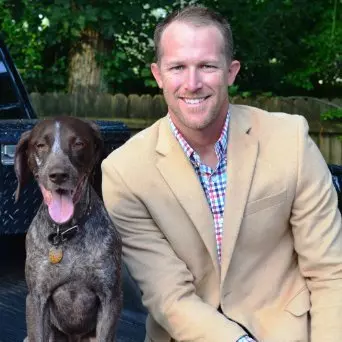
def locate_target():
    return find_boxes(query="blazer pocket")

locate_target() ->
[284,286,311,316]
[244,190,287,216]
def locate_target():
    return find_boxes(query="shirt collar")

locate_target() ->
[168,110,230,163]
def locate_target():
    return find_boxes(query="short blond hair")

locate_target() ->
[153,5,234,63]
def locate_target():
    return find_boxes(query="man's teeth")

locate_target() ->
[183,97,206,104]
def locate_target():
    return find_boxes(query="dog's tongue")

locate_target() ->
[49,192,74,224]
[40,186,74,224]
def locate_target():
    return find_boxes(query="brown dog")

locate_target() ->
[15,116,122,341]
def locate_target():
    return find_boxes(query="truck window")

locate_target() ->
[0,57,18,106]
[0,53,28,120]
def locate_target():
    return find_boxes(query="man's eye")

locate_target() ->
[202,65,216,69]
[171,65,184,71]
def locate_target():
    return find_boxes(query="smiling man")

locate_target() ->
[150,19,240,169]
[102,5,342,342]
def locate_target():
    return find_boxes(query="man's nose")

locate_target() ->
[184,68,202,92]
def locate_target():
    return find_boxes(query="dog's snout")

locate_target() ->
[49,171,69,184]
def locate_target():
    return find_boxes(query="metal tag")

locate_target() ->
[49,246,63,264]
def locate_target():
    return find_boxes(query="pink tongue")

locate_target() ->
[40,186,74,224]
[48,192,74,224]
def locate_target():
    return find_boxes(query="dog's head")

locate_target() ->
[14,116,103,224]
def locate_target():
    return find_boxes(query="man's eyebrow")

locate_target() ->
[164,60,184,66]
[164,59,220,66]
[201,60,220,65]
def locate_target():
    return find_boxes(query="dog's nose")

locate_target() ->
[49,171,69,184]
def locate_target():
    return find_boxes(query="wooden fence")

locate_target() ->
[29,92,342,164]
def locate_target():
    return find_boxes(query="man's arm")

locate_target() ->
[290,116,342,342]
[102,158,248,342]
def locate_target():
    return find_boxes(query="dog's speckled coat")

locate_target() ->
[15,117,122,342]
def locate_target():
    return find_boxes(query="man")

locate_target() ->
[102,5,342,342]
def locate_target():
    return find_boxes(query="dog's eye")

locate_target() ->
[36,143,47,151]
[74,141,85,149]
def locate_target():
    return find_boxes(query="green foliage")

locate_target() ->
[228,85,273,98]
[228,85,239,97]
[321,109,342,121]
[0,0,165,92]
[0,0,341,96]
[204,0,342,97]
[0,1,48,90]
[321,107,342,141]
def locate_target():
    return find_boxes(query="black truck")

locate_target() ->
[0,38,341,341]
[0,38,147,341]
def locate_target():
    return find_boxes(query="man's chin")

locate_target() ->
[179,115,213,131]
[170,108,209,127]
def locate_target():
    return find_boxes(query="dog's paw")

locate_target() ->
[23,338,28,342]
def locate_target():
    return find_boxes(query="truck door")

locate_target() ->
[0,48,40,234]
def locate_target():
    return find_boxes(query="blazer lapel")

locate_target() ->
[156,118,220,274]
[220,107,259,284]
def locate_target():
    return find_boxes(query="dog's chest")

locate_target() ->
[26,224,117,293]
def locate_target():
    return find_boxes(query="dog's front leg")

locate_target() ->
[26,293,51,342]
[96,294,122,342]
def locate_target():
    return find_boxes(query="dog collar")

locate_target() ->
[47,201,93,245]
[47,187,94,264]
[48,224,79,246]
[47,201,93,265]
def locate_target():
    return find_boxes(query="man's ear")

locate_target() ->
[227,60,241,86]
[14,130,32,202]
[151,63,163,89]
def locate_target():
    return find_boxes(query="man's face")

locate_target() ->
[151,21,240,132]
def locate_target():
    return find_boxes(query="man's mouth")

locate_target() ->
[181,96,210,105]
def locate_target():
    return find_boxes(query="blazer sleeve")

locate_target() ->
[290,116,342,342]
[101,158,247,342]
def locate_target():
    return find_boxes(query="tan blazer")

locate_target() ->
[102,105,342,342]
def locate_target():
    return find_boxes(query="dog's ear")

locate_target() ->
[14,130,32,202]
[85,120,104,166]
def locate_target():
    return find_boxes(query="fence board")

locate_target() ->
[331,137,342,165]
[310,134,319,147]
[112,94,128,118]
[28,93,342,164]
[319,135,332,162]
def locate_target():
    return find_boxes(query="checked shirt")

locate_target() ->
[169,114,256,342]
[168,113,229,263]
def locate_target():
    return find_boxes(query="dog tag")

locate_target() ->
[49,246,63,264]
